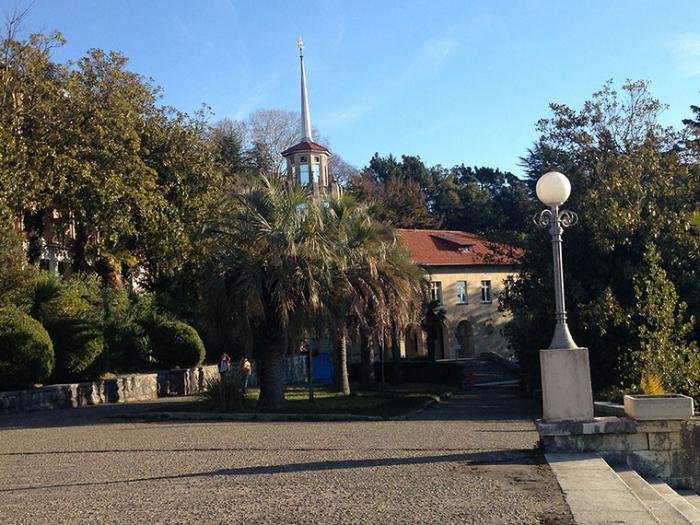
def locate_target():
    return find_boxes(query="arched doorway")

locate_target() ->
[456,320,475,358]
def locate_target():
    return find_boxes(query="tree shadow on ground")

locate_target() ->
[0,387,541,430]
[0,448,542,493]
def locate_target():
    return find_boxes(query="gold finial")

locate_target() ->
[297,35,304,56]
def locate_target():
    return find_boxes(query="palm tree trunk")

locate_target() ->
[334,324,351,395]
[257,339,286,411]
[360,330,374,388]
[391,330,402,385]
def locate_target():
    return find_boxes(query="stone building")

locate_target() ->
[396,229,522,360]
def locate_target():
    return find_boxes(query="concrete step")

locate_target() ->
[647,479,700,524]
[546,453,660,524]
[677,490,700,513]
[611,466,692,524]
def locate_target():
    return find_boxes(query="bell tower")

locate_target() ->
[281,37,341,198]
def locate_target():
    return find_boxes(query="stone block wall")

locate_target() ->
[0,357,309,415]
[0,374,159,414]
[537,417,695,488]
[157,366,219,396]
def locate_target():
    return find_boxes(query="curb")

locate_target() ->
[115,411,385,422]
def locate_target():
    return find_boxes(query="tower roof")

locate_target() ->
[281,140,330,157]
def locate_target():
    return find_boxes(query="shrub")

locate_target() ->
[202,372,245,411]
[100,288,154,372]
[640,372,666,395]
[0,306,54,390]
[149,320,205,368]
[47,317,104,381]
[29,273,102,324]
[26,274,105,382]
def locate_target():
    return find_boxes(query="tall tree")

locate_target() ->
[204,176,337,410]
[504,80,700,392]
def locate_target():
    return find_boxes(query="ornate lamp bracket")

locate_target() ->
[533,208,579,229]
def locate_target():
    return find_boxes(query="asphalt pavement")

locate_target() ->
[0,388,573,525]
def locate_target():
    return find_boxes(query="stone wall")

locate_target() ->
[0,356,310,415]
[0,374,159,414]
[537,417,693,488]
[157,365,219,397]
[0,367,213,414]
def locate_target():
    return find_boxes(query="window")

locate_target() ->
[456,280,468,304]
[300,164,310,185]
[311,162,320,183]
[430,281,442,304]
[481,280,492,303]
[300,156,307,162]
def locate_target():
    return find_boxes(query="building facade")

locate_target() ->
[397,229,522,360]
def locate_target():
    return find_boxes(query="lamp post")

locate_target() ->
[532,171,593,421]
[533,171,579,350]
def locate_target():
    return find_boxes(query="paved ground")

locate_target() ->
[0,388,573,525]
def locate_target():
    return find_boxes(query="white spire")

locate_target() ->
[297,36,313,142]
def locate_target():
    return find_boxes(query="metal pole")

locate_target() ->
[380,331,385,390]
[534,206,579,350]
[307,345,315,402]
[548,206,577,349]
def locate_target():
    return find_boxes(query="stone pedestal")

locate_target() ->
[540,347,594,421]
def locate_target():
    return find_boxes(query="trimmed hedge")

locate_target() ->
[149,320,205,368]
[0,306,54,390]
[348,359,464,387]
[47,317,104,381]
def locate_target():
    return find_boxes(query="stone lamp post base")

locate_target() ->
[540,347,594,421]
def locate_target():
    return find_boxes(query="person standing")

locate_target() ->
[238,354,252,394]
[218,353,231,377]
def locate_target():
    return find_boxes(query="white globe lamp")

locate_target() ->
[536,171,571,207]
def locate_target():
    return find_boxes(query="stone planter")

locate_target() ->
[623,394,694,420]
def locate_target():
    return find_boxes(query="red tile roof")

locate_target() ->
[281,140,330,156]
[397,229,523,267]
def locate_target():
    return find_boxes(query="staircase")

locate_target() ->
[456,356,520,387]
[547,453,700,524]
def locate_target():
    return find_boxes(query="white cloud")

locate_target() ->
[668,32,700,77]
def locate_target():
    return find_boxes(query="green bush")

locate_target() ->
[149,320,205,368]
[47,317,104,381]
[26,274,105,382]
[0,306,54,390]
[100,288,154,372]
[202,372,245,411]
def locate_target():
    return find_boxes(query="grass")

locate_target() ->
[161,383,453,418]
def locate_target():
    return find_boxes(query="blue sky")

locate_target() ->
[17,0,700,176]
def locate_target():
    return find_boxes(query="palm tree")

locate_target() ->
[323,196,385,394]
[204,176,337,410]
[324,197,425,391]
